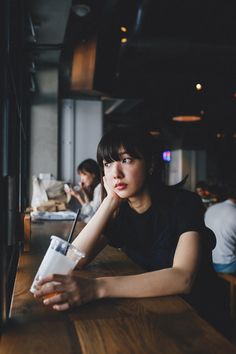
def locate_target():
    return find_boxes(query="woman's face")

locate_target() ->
[103,147,148,199]
[79,171,95,188]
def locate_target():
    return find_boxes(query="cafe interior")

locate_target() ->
[1,0,236,353]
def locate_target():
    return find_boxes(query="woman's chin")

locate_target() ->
[114,190,131,199]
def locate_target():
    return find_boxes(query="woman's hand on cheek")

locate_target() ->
[103,176,125,210]
[34,273,100,311]
[103,176,120,200]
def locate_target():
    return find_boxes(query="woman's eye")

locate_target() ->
[103,162,111,168]
[122,158,132,164]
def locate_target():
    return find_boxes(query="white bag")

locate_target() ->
[31,176,67,209]
[31,176,48,208]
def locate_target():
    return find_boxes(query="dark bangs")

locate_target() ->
[97,127,152,170]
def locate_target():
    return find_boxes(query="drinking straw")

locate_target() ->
[66,208,81,245]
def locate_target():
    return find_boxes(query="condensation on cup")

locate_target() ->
[30,235,85,294]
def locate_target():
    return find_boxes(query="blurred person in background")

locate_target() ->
[65,159,101,223]
[205,182,236,273]
[195,180,219,209]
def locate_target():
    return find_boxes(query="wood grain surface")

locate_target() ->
[0,220,236,354]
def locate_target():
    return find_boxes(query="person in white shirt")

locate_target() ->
[205,183,236,273]
[65,159,102,223]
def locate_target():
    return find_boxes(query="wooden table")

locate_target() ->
[0,220,236,354]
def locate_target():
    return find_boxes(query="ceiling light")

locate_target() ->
[172,115,202,122]
[195,83,202,91]
[149,130,160,136]
[121,38,128,44]
[72,4,91,17]
[216,133,225,139]
[120,26,127,32]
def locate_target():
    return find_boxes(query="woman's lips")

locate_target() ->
[115,183,127,191]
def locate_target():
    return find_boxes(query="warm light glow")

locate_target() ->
[149,130,160,136]
[121,37,128,43]
[120,26,127,32]
[172,115,202,122]
[71,39,96,91]
[196,83,202,91]
[233,133,236,138]
[216,133,225,139]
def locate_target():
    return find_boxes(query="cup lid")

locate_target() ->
[50,235,85,258]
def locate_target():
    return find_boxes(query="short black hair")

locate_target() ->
[196,181,209,190]
[97,127,163,186]
[77,159,100,182]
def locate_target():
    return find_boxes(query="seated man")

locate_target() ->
[205,182,236,273]
[195,180,219,209]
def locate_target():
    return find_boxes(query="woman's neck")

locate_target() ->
[128,189,152,214]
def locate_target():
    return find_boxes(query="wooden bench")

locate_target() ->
[217,272,236,320]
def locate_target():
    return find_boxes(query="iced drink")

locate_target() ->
[30,235,85,294]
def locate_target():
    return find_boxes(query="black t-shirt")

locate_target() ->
[105,188,211,270]
[104,188,231,335]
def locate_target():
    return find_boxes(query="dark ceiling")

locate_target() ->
[27,0,236,147]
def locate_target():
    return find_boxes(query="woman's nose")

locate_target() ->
[80,177,86,185]
[112,162,124,178]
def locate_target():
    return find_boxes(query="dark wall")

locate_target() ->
[0,0,30,330]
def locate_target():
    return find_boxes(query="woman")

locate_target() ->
[66,158,102,223]
[35,127,231,336]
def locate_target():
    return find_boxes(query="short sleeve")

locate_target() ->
[174,191,205,237]
[173,190,216,251]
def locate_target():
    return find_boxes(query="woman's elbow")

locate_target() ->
[175,268,195,295]
[181,273,195,294]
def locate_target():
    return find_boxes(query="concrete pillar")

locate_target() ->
[60,99,103,184]
[168,149,206,191]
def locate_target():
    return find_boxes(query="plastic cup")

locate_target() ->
[30,235,85,294]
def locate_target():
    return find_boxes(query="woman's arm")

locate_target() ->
[66,187,85,205]
[72,189,121,266]
[34,231,201,310]
[98,231,201,298]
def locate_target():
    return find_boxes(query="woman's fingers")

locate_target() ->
[34,274,68,298]
[34,274,98,311]
[103,176,113,195]
[43,290,68,305]
[35,274,66,287]
[53,303,70,311]
[43,292,73,312]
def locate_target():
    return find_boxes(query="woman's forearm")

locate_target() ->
[72,196,119,257]
[96,267,194,300]
[73,192,85,205]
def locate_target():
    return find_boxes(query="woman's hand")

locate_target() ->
[34,273,100,311]
[103,176,122,201]
[68,188,77,197]
[67,187,87,205]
